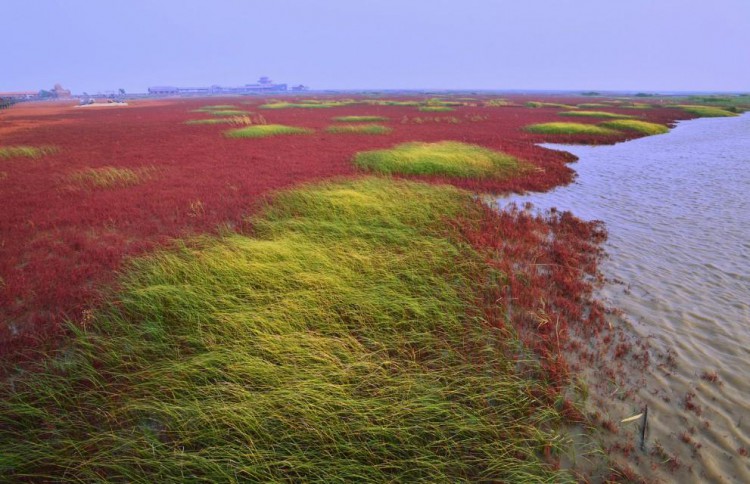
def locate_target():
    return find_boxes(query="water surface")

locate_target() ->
[500,114,750,482]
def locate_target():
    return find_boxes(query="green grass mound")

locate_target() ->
[576,103,609,109]
[325,124,392,135]
[332,115,389,122]
[195,104,237,110]
[185,116,252,125]
[559,110,634,119]
[68,166,157,189]
[600,119,670,135]
[0,177,570,481]
[418,105,454,112]
[0,146,57,159]
[225,124,314,138]
[205,109,250,116]
[525,122,620,136]
[260,101,353,109]
[525,102,577,109]
[675,105,739,117]
[354,141,530,179]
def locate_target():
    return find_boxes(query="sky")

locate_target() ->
[2,0,749,94]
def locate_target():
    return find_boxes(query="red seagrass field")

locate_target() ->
[0,96,693,360]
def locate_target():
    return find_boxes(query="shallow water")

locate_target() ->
[500,114,750,482]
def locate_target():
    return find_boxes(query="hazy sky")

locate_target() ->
[2,0,748,94]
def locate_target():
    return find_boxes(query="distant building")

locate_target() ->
[148,77,289,96]
[291,85,308,92]
[0,91,38,100]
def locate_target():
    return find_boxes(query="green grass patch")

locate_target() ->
[260,101,353,109]
[354,141,530,179]
[525,102,577,109]
[192,106,251,116]
[525,122,620,136]
[332,115,389,122]
[196,104,237,110]
[204,109,250,116]
[68,166,157,189]
[362,99,422,107]
[418,105,454,112]
[325,124,392,135]
[576,103,609,109]
[185,115,253,125]
[675,104,739,117]
[0,177,571,481]
[600,119,670,135]
[225,124,314,138]
[484,98,513,107]
[0,146,57,159]
[559,110,634,119]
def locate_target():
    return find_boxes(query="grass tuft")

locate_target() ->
[185,115,254,125]
[559,110,634,119]
[600,119,670,135]
[525,122,620,136]
[0,177,571,481]
[225,124,314,138]
[526,102,577,109]
[68,166,158,189]
[418,105,454,112]
[325,124,392,135]
[354,141,531,179]
[0,146,57,159]
[332,115,389,122]
[675,105,739,117]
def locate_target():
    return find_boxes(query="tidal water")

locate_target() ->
[500,114,750,482]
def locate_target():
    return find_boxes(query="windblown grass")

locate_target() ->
[559,110,634,119]
[68,166,157,189]
[418,105,454,112]
[354,141,530,179]
[225,124,314,138]
[675,105,739,117]
[525,122,620,136]
[332,115,389,122]
[325,124,392,135]
[0,178,571,481]
[0,146,57,159]
[600,119,670,135]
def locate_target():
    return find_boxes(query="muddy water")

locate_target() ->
[500,114,750,482]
